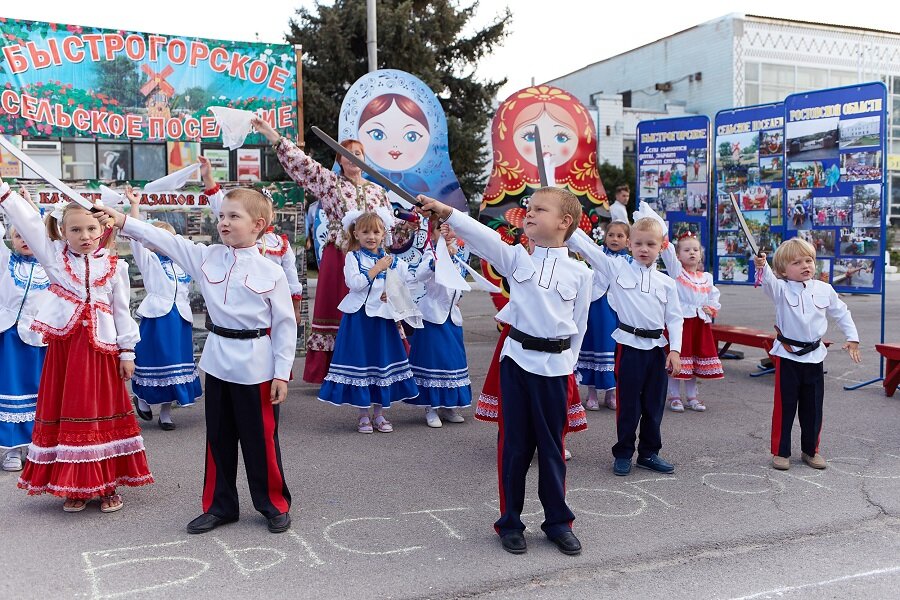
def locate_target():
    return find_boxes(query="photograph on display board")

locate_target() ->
[787,189,814,229]
[759,156,783,183]
[687,148,707,182]
[737,184,769,210]
[764,230,783,255]
[743,209,770,242]
[658,162,686,187]
[659,187,686,212]
[236,149,262,182]
[99,144,132,180]
[839,227,880,255]
[167,142,200,178]
[769,188,783,226]
[718,256,748,282]
[852,184,882,227]
[759,129,784,157]
[716,131,758,167]
[717,231,749,256]
[786,160,838,190]
[815,258,832,283]
[717,199,738,230]
[841,150,882,182]
[639,165,659,198]
[685,182,708,216]
[719,164,749,191]
[786,117,839,161]
[839,116,881,149]
[203,149,231,181]
[797,229,835,257]
[0,135,23,178]
[834,258,876,289]
[812,196,852,227]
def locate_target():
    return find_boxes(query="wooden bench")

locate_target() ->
[875,343,900,397]
[712,324,832,377]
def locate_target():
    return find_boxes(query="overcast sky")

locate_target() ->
[5,1,899,101]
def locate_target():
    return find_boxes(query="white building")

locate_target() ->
[547,13,900,224]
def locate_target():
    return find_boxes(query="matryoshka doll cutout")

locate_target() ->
[479,85,609,311]
[337,69,468,289]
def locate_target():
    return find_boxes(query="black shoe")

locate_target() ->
[186,513,237,534]
[158,418,176,431]
[499,531,527,554]
[549,531,582,556]
[267,512,291,533]
[613,457,632,476]
[132,397,152,421]
[636,454,675,474]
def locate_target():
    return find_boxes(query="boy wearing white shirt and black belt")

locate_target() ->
[567,218,683,477]
[100,188,297,535]
[418,188,592,557]
[754,239,860,471]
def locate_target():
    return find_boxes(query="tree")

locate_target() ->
[598,160,636,213]
[286,0,510,203]
[95,55,144,109]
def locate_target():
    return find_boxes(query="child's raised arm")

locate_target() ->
[0,179,59,273]
[566,228,617,281]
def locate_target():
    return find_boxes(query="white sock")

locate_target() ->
[358,408,370,419]
[667,377,682,399]
[604,387,616,400]
[685,378,698,400]
[159,403,172,424]
[586,386,598,402]
[136,397,151,413]
[373,405,384,418]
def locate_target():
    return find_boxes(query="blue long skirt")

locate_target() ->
[405,318,472,408]
[577,296,617,390]
[131,307,202,406]
[0,326,45,450]
[318,310,418,408]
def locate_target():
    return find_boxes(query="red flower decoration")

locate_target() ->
[497,225,515,245]
[579,213,592,234]
[505,207,526,229]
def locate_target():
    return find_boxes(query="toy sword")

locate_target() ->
[311,126,422,207]
[0,134,95,211]
[533,126,549,187]
[727,192,762,257]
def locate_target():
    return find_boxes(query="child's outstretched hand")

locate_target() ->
[270,379,288,405]
[754,253,767,270]
[19,187,39,210]
[125,186,141,219]
[96,204,127,229]
[666,351,682,377]
[416,195,452,221]
[198,155,216,188]
[844,341,862,363]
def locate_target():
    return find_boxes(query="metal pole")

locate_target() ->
[367,0,377,72]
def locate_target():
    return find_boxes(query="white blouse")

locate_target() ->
[0,221,51,347]
[129,239,193,322]
[337,248,413,321]
[660,244,721,323]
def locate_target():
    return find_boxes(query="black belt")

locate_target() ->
[205,318,268,340]
[508,327,570,354]
[776,333,821,356]
[618,322,664,339]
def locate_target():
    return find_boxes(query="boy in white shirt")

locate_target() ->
[754,239,860,470]
[418,188,592,557]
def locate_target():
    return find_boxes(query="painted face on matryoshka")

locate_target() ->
[512,103,580,171]
[358,94,431,172]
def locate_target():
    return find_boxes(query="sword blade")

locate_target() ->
[0,135,95,211]
[310,126,422,206]
[533,127,549,187]
[727,192,761,257]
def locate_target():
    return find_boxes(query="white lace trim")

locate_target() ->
[132,370,200,387]
[576,361,615,372]
[413,376,471,388]
[134,362,197,371]
[27,436,147,464]
[323,371,414,387]
[0,393,38,401]
[18,474,153,495]
[0,400,37,408]
[0,411,35,423]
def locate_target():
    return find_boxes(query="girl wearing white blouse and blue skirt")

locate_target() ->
[317,209,419,433]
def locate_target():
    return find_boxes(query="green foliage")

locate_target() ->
[598,160,637,212]
[286,0,510,202]
[95,55,144,109]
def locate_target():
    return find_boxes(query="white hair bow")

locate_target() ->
[49,201,67,222]
[341,207,396,233]
[634,201,668,231]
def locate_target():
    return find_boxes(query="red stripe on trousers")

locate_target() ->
[771,356,784,456]
[494,408,506,535]
[202,444,217,513]
[259,382,290,515]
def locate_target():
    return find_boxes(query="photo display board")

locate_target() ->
[636,115,711,266]
[713,103,785,285]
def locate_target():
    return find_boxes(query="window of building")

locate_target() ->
[796,67,827,92]
[61,142,96,180]
[133,143,167,180]
[830,70,859,88]
[97,143,132,180]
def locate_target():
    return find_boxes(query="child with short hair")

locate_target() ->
[317,209,419,433]
[566,204,683,477]
[660,231,723,412]
[99,184,296,534]
[419,187,592,557]
[579,220,631,411]
[754,239,860,471]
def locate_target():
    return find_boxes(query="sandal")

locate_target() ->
[100,494,123,513]
[686,398,707,412]
[357,416,374,434]
[669,398,685,412]
[373,415,393,433]
[63,498,87,513]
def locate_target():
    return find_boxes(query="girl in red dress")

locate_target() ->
[0,180,152,513]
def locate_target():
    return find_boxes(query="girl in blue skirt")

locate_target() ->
[125,190,202,430]
[578,221,631,411]
[317,208,419,433]
[406,221,472,427]
[0,193,50,471]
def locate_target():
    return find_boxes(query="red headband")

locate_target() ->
[677,231,697,242]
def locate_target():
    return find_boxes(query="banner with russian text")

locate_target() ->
[636,115,711,266]
[0,18,297,142]
[713,103,785,286]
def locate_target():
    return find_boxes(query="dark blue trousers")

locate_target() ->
[494,357,574,538]
[612,344,667,460]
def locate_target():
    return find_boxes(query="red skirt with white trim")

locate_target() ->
[474,324,587,433]
[17,317,153,499]
[672,316,724,380]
